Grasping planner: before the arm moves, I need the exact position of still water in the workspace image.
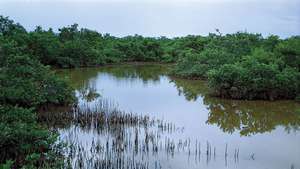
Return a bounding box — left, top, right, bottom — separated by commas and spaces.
41, 64, 300, 169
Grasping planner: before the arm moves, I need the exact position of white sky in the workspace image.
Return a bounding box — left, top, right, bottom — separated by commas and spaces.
0, 0, 299, 37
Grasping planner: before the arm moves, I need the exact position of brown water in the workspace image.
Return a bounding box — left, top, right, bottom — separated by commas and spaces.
41, 64, 300, 169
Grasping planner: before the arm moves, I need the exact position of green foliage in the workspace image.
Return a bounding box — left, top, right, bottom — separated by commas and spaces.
0, 16, 26, 36
172, 32, 263, 78
275, 36, 300, 71
172, 48, 235, 79
0, 16, 75, 168
0, 106, 60, 168
0, 54, 75, 107
171, 32, 299, 100
103, 35, 164, 62
1, 15, 298, 104
208, 47, 300, 100
0, 160, 14, 169
27, 27, 60, 65
1, 15, 173, 69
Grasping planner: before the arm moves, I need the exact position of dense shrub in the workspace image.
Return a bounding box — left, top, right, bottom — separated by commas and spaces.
172, 48, 235, 79
275, 36, 300, 71
171, 32, 263, 78
208, 48, 300, 100
0, 16, 75, 168
171, 32, 299, 100
0, 106, 57, 168
0, 54, 75, 107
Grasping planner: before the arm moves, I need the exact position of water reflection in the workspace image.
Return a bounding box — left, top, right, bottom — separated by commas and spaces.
78, 82, 101, 102
171, 76, 300, 136
44, 64, 300, 169
170, 78, 209, 101
205, 98, 300, 136
56, 65, 300, 136
57, 64, 168, 89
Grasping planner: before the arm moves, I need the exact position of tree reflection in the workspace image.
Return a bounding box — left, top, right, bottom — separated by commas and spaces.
171, 78, 300, 136
205, 98, 300, 136
170, 77, 209, 101
101, 64, 168, 83
77, 79, 101, 102
57, 65, 300, 136
57, 64, 168, 93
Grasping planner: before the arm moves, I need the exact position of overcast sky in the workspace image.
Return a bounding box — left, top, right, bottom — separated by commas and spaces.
0, 0, 299, 38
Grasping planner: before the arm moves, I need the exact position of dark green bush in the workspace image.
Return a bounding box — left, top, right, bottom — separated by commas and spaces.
0, 54, 75, 107
0, 106, 59, 168
208, 47, 300, 100
0, 16, 75, 168
172, 48, 235, 79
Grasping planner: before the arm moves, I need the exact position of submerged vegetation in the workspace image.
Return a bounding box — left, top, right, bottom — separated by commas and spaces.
38, 99, 245, 169
0, 14, 299, 168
